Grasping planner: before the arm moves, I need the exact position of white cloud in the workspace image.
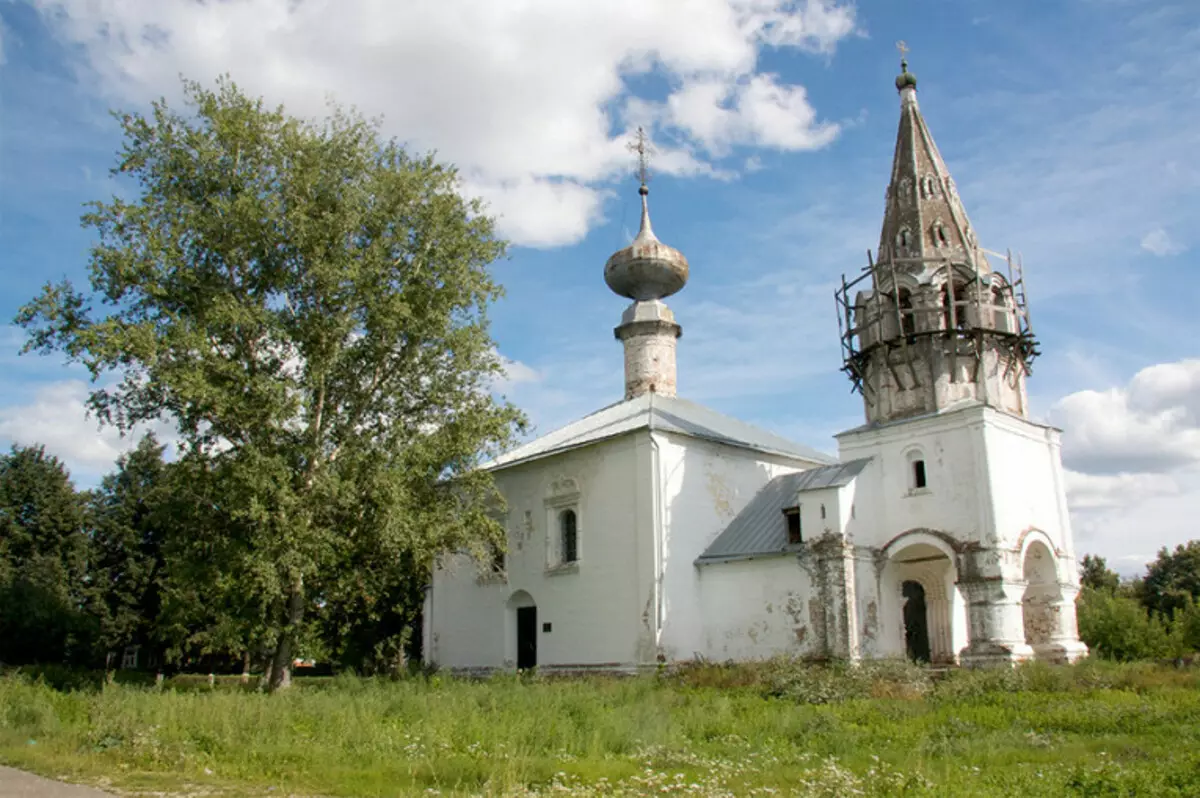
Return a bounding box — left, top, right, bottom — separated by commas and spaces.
0, 380, 176, 480
1050, 359, 1200, 476
664, 74, 839, 156
1140, 227, 1184, 256
33, 0, 853, 248
1063, 469, 1180, 512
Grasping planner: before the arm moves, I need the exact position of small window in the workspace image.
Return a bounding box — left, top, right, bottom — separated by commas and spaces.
913, 459, 927, 490
490, 544, 506, 574
560, 509, 578, 563
820, 504, 826, 520
783, 507, 802, 545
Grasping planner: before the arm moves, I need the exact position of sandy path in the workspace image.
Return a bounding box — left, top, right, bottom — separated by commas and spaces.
0, 768, 115, 798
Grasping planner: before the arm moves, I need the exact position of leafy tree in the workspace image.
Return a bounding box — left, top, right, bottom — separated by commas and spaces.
87, 434, 174, 667
1079, 554, 1120, 593
1140, 542, 1200, 618
17, 77, 523, 689
0, 445, 91, 664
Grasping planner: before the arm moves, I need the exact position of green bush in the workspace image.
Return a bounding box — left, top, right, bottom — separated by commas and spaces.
1076, 586, 1180, 661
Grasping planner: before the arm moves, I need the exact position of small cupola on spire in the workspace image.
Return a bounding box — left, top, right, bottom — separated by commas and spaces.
604, 128, 689, 400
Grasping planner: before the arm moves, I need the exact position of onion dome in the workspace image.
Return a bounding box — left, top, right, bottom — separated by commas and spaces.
604, 185, 689, 302
896, 58, 918, 92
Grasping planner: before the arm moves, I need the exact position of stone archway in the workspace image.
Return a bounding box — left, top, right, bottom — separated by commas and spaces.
881, 534, 965, 664
1021, 539, 1059, 651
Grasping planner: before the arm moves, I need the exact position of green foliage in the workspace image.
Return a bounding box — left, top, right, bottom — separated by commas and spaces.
1076, 586, 1180, 661
3, 663, 1200, 797
1079, 553, 1121, 593
16, 76, 524, 687
0, 445, 93, 665
86, 434, 174, 664
1141, 541, 1200, 618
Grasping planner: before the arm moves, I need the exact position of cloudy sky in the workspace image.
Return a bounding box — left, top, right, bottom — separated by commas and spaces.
2, 0, 1197, 575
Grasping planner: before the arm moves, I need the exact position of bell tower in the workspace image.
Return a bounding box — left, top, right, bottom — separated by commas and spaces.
836, 50, 1038, 425
835, 51, 1087, 668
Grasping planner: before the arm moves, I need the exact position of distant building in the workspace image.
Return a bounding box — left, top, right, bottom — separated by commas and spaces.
423, 58, 1087, 671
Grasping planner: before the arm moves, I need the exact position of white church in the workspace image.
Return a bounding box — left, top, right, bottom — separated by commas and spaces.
422, 58, 1089, 671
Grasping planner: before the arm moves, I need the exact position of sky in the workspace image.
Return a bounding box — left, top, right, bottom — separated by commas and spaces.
1, 0, 1198, 576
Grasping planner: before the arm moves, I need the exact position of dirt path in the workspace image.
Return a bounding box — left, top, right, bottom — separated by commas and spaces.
0, 767, 115, 798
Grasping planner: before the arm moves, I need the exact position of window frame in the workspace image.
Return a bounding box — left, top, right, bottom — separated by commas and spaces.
782, 506, 803, 545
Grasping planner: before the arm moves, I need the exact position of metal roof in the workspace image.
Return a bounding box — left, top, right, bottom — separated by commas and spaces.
483, 394, 837, 471
695, 458, 872, 565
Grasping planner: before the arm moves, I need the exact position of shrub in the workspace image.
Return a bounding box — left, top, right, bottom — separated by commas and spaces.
1076, 586, 1179, 661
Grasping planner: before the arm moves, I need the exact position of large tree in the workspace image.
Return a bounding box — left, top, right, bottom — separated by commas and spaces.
18, 78, 523, 688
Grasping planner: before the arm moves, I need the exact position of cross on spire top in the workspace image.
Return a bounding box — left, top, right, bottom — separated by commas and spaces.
627, 127, 655, 194
896, 40, 909, 60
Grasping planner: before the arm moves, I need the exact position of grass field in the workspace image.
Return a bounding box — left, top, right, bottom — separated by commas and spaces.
2, 660, 1200, 797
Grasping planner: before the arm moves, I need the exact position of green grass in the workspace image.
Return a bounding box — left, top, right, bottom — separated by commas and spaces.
2, 660, 1199, 796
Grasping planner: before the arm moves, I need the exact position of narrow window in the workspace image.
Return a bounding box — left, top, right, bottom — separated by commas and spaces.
491, 544, 506, 574
783, 507, 802, 545
560, 509, 578, 563
898, 288, 915, 336
820, 504, 826, 520
913, 459, 927, 490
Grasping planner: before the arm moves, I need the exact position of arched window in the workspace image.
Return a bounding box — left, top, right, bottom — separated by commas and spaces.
897, 288, 916, 336
991, 285, 1012, 332
896, 227, 913, 254
560, 509, 578, 564
931, 221, 949, 249
905, 448, 929, 493
941, 281, 970, 330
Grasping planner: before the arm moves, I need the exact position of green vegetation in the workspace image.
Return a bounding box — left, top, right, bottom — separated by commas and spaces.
9, 76, 522, 686
3, 660, 1200, 797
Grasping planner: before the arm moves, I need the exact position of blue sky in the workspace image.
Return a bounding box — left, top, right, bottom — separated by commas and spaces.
2, 0, 1198, 574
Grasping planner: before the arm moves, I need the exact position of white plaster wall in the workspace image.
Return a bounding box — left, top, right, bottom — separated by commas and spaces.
837, 405, 990, 550
426, 433, 649, 670
980, 412, 1073, 567
653, 430, 828, 661
697, 557, 818, 659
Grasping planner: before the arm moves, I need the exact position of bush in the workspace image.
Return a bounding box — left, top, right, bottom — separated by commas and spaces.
1076, 586, 1180, 661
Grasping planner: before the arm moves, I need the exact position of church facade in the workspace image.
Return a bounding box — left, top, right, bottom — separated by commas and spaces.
422, 60, 1088, 671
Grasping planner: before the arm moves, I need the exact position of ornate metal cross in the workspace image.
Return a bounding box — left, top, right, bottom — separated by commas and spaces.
627, 126, 654, 188
896, 40, 909, 61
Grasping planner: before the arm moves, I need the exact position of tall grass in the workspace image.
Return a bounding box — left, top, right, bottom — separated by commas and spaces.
2, 659, 1199, 796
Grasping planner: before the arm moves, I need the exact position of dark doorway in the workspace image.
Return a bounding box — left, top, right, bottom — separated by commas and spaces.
516, 606, 537, 670
902, 580, 931, 663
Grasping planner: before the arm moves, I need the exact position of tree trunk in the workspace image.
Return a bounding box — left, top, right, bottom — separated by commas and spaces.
241, 650, 251, 684
267, 578, 305, 693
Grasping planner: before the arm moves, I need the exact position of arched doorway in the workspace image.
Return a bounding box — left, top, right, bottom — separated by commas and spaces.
1022, 540, 1059, 653
506, 591, 537, 670
902, 581, 932, 663
881, 536, 966, 664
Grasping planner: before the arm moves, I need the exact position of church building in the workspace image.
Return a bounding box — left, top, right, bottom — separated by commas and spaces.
422, 58, 1089, 671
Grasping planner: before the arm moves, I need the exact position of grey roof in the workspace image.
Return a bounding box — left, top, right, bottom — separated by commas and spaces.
483, 393, 837, 471
696, 458, 872, 565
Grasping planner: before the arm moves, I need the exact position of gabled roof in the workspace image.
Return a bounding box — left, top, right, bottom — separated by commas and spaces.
483, 393, 837, 471
696, 458, 872, 565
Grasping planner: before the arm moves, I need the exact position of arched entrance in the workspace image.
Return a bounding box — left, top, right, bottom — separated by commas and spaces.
1021, 540, 1059, 652
881, 535, 966, 664
506, 591, 537, 670
902, 580, 932, 663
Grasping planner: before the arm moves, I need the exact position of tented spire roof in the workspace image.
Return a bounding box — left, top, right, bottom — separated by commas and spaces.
878, 57, 991, 275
